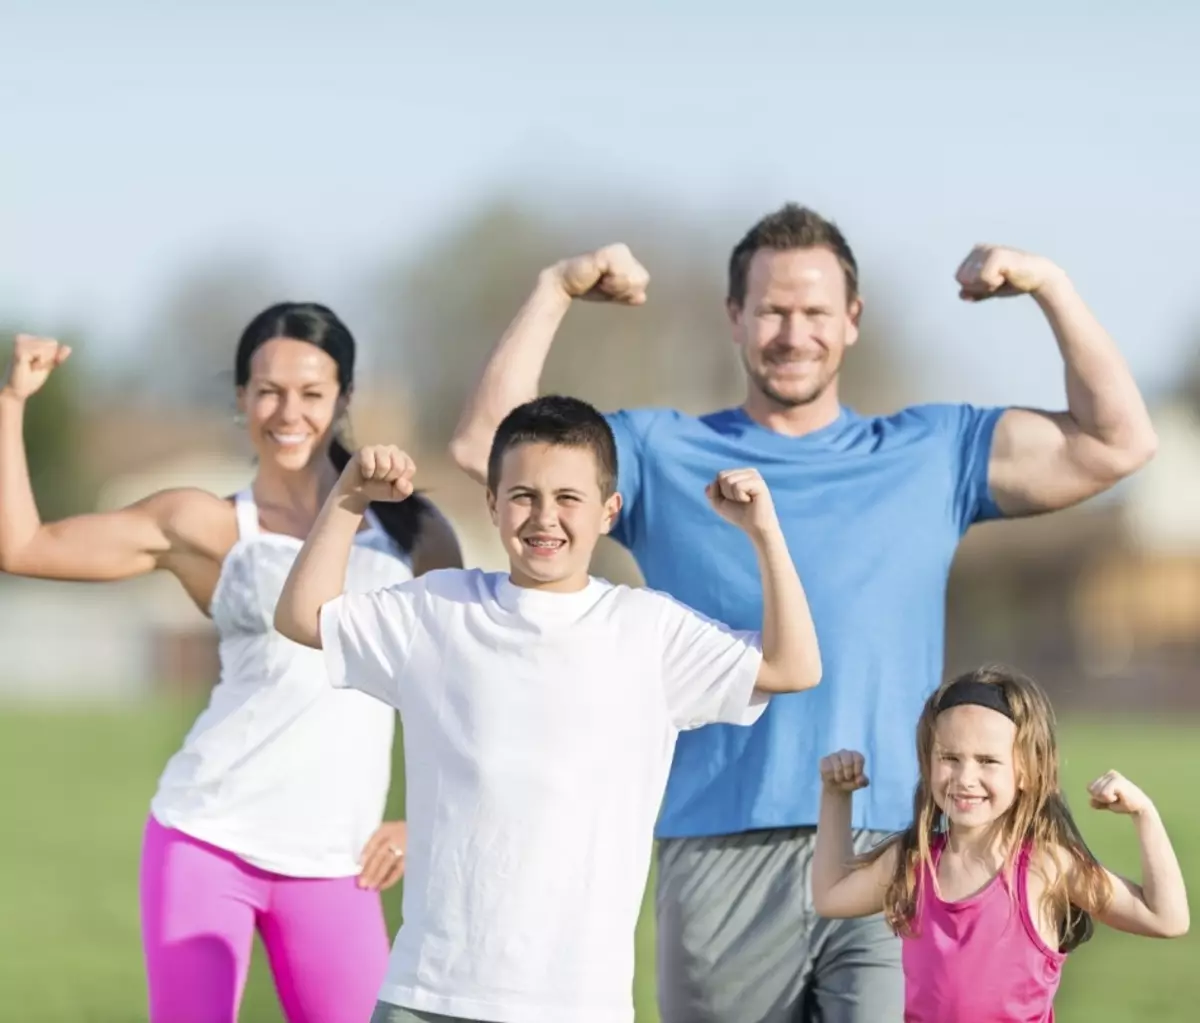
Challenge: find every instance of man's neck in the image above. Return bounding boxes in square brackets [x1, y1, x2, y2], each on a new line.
[740, 388, 843, 438]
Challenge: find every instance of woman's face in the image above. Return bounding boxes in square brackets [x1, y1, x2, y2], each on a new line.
[237, 337, 347, 472]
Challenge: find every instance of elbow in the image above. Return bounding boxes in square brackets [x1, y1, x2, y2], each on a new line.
[273, 603, 307, 646]
[759, 656, 822, 695]
[272, 605, 295, 643]
[0, 543, 28, 576]
[811, 887, 841, 919]
[786, 650, 824, 693]
[448, 435, 488, 485]
[1105, 424, 1159, 482]
[1157, 912, 1190, 939]
[803, 656, 823, 692]
[811, 888, 830, 917]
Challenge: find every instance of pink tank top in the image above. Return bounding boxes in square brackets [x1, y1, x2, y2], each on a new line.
[902, 834, 1067, 1023]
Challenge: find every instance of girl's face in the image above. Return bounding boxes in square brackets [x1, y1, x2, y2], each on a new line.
[930, 704, 1019, 832]
[236, 338, 347, 472]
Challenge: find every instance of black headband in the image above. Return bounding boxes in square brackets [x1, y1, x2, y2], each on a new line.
[936, 680, 1014, 721]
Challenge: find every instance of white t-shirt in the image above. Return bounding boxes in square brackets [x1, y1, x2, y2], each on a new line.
[319, 567, 766, 1023]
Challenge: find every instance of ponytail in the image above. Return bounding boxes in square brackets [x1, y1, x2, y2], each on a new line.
[329, 438, 427, 555]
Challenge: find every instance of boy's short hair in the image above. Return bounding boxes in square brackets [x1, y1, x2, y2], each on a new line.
[486, 395, 618, 498]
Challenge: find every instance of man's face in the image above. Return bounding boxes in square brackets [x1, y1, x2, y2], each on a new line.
[728, 246, 862, 409]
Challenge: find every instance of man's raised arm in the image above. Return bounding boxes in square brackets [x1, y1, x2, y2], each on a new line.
[448, 245, 649, 486]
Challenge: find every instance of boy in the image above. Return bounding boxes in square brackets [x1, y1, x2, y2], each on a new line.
[274, 396, 822, 1023]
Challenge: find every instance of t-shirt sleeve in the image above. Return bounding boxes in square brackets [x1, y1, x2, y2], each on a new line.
[952, 403, 1007, 529]
[318, 579, 425, 708]
[925, 403, 1007, 531]
[652, 591, 767, 730]
[603, 408, 660, 549]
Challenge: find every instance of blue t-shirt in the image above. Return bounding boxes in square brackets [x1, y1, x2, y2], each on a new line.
[604, 403, 1006, 837]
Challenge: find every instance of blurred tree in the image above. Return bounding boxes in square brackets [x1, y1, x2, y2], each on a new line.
[135, 255, 285, 409]
[0, 324, 96, 520]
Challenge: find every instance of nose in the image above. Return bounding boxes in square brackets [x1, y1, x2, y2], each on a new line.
[277, 391, 304, 423]
[954, 763, 979, 788]
[530, 497, 558, 530]
[781, 313, 809, 348]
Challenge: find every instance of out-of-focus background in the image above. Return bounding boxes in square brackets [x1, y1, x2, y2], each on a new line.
[2, 3, 1197, 1021]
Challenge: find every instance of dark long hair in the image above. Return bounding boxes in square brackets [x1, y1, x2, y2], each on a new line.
[234, 301, 427, 554]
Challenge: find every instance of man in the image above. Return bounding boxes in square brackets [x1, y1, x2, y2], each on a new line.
[448, 203, 1157, 1022]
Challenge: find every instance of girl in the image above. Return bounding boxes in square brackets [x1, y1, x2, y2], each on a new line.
[812, 665, 1189, 1023]
[0, 304, 463, 1023]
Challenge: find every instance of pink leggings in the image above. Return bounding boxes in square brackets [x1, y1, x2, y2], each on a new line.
[139, 815, 391, 1023]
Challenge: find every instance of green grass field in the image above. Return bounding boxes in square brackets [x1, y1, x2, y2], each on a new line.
[0, 700, 1194, 1022]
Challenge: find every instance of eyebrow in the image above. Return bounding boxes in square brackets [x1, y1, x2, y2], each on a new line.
[253, 380, 334, 389]
[505, 485, 588, 496]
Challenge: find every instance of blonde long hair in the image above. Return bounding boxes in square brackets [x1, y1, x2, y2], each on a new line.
[857, 666, 1112, 950]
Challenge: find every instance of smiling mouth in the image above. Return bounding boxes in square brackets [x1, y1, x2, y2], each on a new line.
[950, 794, 988, 810]
[767, 359, 820, 372]
[268, 432, 309, 447]
[522, 537, 565, 555]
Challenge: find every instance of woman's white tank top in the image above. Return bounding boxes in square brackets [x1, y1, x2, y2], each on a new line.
[149, 489, 415, 877]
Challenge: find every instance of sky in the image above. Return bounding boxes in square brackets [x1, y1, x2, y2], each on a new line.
[2, 1, 1198, 411]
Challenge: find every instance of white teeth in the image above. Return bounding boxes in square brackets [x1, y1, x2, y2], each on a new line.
[525, 539, 564, 548]
[271, 434, 307, 446]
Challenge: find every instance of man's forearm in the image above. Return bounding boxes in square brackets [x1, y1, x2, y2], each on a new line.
[752, 527, 821, 693]
[1036, 273, 1157, 469]
[275, 492, 367, 648]
[448, 270, 572, 485]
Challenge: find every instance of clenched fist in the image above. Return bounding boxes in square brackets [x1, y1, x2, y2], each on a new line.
[705, 468, 780, 537]
[1088, 770, 1152, 816]
[954, 245, 1065, 302]
[549, 244, 649, 305]
[820, 749, 869, 793]
[337, 445, 417, 505]
[2, 335, 72, 401]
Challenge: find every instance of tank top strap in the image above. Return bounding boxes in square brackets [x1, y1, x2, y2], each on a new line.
[233, 489, 260, 540]
[1014, 839, 1036, 907]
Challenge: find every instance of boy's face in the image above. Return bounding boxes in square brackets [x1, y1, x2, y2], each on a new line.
[487, 441, 622, 592]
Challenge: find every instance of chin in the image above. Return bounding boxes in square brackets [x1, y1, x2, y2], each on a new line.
[512, 555, 585, 589]
[760, 376, 831, 409]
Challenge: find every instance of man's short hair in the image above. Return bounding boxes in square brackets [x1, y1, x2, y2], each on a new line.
[727, 203, 859, 308]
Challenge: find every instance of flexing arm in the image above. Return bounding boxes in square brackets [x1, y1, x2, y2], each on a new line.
[275, 446, 416, 649]
[955, 247, 1157, 517]
[0, 335, 185, 580]
[708, 469, 821, 694]
[1076, 771, 1189, 939]
[812, 750, 895, 917]
[448, 246, 649, 485]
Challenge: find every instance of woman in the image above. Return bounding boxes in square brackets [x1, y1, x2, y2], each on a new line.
[0, 303, 463, 1023]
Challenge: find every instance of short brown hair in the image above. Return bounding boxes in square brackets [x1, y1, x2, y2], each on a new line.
[486, 395, 618, 498]
[727, 203, 859, 308]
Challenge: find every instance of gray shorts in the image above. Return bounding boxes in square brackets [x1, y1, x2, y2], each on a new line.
[655, 826, 904, 1023]
[368, 1005, 476, 1023]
